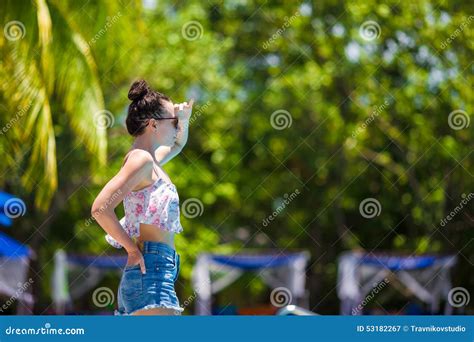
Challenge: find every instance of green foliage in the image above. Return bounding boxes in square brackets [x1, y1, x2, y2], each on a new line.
[0, 0, 472, 314]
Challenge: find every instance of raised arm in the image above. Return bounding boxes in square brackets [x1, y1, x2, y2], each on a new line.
[156, 118, 190, 165]
[156, 99, 194, 166]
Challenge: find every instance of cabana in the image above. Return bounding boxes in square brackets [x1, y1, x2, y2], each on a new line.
[192, 251, 310, 315]
[0, 191, 33, 314]
[0, 231, 34, 314]
[337, 251, 458, 315]
[52, 250, 126, 314]
[0, 191, 15, 227]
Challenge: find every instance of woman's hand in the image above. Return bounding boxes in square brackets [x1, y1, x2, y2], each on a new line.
[126, 246, 146, 274]
[174, 99, 194, 121]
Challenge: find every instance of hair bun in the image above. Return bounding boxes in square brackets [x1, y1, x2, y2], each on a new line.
[128, 79, 149, 101]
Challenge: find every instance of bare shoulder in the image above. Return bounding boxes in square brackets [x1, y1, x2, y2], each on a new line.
[114, 149, 156, 192]
[91, 150, 154, 214]
[122, 149, 154, 171]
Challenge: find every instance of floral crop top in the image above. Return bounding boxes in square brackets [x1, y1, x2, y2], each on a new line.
[105, 161, 183, 248]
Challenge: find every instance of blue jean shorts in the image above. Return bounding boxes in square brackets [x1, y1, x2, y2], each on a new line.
[115, 241, 183, 315]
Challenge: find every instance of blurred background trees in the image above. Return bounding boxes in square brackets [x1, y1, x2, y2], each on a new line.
[0, 0, 472, 314]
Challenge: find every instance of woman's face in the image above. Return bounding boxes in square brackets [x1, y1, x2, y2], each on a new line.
[151, 100, 178, 145]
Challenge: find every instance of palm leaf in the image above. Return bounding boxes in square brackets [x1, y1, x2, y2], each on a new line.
[0, 0, 108, 211]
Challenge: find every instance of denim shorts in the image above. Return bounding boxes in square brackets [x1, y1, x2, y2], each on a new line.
[115, 241, 183, 315]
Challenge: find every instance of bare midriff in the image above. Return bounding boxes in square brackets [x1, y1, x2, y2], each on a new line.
[136, 223, 175, 250]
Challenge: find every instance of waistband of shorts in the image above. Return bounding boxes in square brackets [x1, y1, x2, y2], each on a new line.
[139, 240, 177, 258]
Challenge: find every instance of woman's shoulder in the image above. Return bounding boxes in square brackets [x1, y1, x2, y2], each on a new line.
[122, 149, 154, 168]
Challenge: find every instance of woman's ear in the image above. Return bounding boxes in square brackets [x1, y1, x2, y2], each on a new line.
[149, 118, 157, 130]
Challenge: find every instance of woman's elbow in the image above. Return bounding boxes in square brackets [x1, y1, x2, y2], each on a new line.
[91, 200, 107, 219]
[91, 198, 99, 215]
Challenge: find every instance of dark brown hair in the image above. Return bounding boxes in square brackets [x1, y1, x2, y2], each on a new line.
[126, 80, 171, 136]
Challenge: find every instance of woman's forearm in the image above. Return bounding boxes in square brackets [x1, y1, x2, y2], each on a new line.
[91, 209, 137, 251]
[175, 118, 189, 148]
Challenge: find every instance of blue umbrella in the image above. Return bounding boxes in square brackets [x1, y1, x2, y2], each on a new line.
[0, 230, 31, 258]
[0, 191, 16, 227]
[0, 191, 26, 227]
[0, 191, 31, 258]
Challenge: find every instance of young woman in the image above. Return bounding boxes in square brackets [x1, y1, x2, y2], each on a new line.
[91, 79, 193, 315]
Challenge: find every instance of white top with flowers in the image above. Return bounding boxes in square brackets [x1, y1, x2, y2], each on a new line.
[105, 178, 183, 248]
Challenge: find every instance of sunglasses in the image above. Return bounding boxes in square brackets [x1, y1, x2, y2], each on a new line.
[150, 117, 179, 129]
